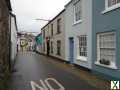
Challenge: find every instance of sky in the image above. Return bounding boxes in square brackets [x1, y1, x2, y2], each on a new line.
[10, 0, 71, 35]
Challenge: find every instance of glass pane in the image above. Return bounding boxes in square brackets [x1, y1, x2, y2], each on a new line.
[74, 0, 81, 21]
[108, 0, 120, 7]
[79, 35, 87, 57]
[98, 32, 116, 63]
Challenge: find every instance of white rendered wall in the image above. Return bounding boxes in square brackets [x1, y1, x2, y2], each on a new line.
[11, 16, 17, 62]
[65, 0, 92, 69]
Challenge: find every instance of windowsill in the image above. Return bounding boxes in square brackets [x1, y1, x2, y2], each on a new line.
[95, 61, 118, 70]
[102, 4, 120, 14]
[77, 56, 87, 62]
[73, 20, 82, 25]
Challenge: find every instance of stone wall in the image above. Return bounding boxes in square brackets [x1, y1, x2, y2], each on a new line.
[0, 0, 11, 89]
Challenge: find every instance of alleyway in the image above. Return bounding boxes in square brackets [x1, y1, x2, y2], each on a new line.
[8, 52, 98, 90]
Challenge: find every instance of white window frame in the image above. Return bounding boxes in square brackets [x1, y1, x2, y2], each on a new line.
[57, 18, 61, 34]
[51, 24, 53, 36]
[95, 32, 117, 69]
[102, 0, 120, 13]
[73, 0, 82, 25]
[51, 41, 53, 54]
[77, 35, 87, 62]
[56, 40, 61, 56]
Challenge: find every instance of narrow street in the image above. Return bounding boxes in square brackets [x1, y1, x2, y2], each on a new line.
[8, 52, 97, 90]
[1, 0, 120, 90]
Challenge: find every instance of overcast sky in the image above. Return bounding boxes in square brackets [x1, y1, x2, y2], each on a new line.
[10, 0, 70, 35]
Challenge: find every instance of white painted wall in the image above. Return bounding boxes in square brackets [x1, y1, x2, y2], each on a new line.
[11, 14, 17, 62]
[49, 11, 66, 60]
[65, 0, 92, 69]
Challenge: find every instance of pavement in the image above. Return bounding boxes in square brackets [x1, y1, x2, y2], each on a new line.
[8, 52, 109, 90]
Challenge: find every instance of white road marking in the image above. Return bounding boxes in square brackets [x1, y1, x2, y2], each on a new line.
[30, 78, 65, 90]
[30, 81, 47, 90]
[45, 78, 65, 90]
[40, 80, 48, 90]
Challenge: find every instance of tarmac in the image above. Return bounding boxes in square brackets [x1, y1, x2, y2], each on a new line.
[8, 52, 109, 90]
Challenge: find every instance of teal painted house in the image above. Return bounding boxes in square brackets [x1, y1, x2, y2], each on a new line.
[36, 33, 43, 45]
[35, 33, 43, 53]
[92, 0, 120, 80]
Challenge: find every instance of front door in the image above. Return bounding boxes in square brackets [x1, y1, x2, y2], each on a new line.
[47, 41, 50, 56]
[69, 37, 74, 64]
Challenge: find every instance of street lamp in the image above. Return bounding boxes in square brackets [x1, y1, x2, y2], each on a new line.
[35, 18, 50, 22]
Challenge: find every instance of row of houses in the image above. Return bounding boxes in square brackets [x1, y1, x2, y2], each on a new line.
[36, 0, 120, 80]
[0, 0, 18, 89]
[17, 33, 36, 52]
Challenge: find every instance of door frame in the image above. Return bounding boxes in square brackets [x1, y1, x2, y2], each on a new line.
[69, 37, 74, 64]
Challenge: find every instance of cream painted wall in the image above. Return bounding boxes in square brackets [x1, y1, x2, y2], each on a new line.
[42, 10, 66, 60]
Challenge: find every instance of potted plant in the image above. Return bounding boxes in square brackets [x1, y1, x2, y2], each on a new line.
[99, 59, 110, 65]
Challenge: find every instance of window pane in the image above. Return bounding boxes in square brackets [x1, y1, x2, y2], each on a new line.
[57, 19, 61, 34]
[74, 0, 81, 22]
[108, 0, 120, 7]
[51, 42, 53, 53]
[79, 35, 87, 57]
[97, 32, 116, 64]
[57, 40, 61, 55]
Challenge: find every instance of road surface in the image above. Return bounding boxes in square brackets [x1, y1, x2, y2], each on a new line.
[8, 52, 97, 90]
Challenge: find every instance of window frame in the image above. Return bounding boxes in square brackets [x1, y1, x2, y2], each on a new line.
[51, 41, 53, 53]
[57, 18, 61, 34]
[73, 0, 82, 24]
[51, 24, 53, 36]
[102, 0, 120, 13]
[56, 40, 61, 56]
[77, 35, 87, 61]
[95, 31, 117, 69]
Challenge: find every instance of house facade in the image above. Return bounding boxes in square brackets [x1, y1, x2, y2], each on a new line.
[10, 13, 18, 65]
[35, 33, 43, 53]
[41, 10, 66, 60]
[92, 0, 120, 79]
[27, 34, 36, 51]
[17, 33, 35, 52]
[65, 0, 92, 69]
